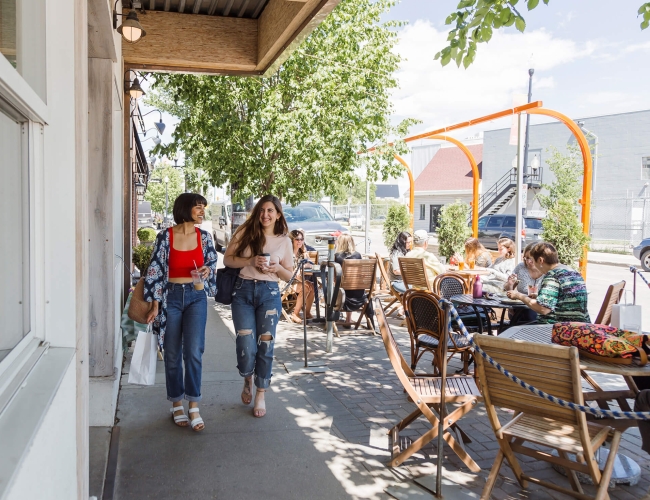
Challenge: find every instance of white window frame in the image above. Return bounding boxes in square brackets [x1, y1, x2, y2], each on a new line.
[419, 204, 425, 220]
[642, 156, 650, 181]
[0, 50, 46, 387]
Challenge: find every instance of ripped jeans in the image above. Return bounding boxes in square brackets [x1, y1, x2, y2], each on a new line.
[231, 277, 281, 389]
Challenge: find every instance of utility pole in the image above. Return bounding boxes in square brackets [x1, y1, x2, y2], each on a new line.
[522, 68, 534, 193]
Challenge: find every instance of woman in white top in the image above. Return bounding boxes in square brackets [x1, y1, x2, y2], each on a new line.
[481, 238, 516, 294]
[224, 195, 294, 418]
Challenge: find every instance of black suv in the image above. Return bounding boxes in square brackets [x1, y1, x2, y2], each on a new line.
[477, 215, 543, 249]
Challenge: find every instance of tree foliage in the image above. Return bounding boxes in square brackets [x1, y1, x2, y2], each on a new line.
[328, 174, 377, 205]
[383, 204, 411, 249]
[537, 146, 589, 267]
[144, 162, 184, 214]
[147, 0, 417, 206]
[436, 1, 650, 68]
[437, 200, 472, 259]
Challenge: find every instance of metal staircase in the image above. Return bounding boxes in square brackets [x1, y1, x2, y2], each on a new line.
[474, 167, 544, 219]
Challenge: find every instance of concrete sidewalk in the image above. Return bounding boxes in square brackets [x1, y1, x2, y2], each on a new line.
[111, 302, 650, 500]
[113, 302, 397, 500]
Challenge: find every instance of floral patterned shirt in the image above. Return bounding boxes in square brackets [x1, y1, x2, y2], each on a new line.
[143, 228, 218, 343]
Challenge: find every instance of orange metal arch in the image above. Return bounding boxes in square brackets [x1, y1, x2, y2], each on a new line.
[394, 154, 415, 233]
[425, 135, 480, 238]
[527, 108, 593, 277]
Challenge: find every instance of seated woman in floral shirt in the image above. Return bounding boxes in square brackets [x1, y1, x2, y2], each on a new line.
[506, 242, 590, 324]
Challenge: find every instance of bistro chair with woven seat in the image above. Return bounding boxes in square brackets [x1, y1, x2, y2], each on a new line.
[374, 253, 403, 317]
[473, 334, 621, 500]
[374, 298, 482, 472]
[402, 289, 472, 375]
[432, 272, 491, 333]
[398, 257, 432, 291]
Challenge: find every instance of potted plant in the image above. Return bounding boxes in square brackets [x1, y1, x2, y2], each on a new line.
[437, 200, 471, 261]
[137, 227, 157, 247]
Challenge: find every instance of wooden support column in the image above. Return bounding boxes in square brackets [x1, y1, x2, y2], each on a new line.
[88, 58, 116, 377]
[123, 72, 133, 299]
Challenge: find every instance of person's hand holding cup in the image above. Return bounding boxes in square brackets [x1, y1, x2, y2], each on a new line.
[190, 269, 204, 291]
[254, 253, 271, 273]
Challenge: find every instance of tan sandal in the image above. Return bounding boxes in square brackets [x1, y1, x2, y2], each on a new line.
[241, 377, 252, 405]
[253, 389, 266, 418]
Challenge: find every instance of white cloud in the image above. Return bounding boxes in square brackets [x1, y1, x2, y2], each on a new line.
[391, 20, 595, 132]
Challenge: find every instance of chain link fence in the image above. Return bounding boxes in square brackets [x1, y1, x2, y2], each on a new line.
[590, 197, 650, 252]
[330, 204, 394, 223]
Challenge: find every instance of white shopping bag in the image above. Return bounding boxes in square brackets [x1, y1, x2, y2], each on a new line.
[128, 325, 158, 386]
[611, 304, 643, 333]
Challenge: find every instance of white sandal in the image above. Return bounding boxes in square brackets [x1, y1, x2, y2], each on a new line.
[170, 405, 189, 427]
[188, 407, 204, 431]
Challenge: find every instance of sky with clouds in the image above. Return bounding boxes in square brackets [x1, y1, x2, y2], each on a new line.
[385, 0, 650, 137]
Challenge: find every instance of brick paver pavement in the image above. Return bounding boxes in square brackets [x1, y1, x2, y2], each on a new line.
[267, 312, 650, 500]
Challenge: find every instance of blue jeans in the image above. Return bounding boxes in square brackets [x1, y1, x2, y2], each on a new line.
[163, 283, 207, 402]
[231, 278, 281, 389]
[391, 280, 407, 294]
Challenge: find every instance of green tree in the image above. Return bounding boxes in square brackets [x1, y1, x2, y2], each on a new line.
[145, 162, 184, 214]
[328, 174, 377, 205]
[537, 146, 590, 267]
[146, 0, 416, 206]
[436, 1, 650, 68]
[437, 201, 471, 259]
[383, 204, 411, 249]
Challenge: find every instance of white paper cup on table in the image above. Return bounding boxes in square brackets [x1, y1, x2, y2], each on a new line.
[190, 270, 204, 291]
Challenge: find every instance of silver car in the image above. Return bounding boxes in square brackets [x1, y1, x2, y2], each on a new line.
[283, 202, 349, 259]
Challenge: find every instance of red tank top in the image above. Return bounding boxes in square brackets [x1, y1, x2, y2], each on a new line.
[168, 227, 204, 278]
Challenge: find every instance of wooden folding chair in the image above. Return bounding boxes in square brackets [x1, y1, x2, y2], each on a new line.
[375, 253, 403, 317]
[594, 280, 625, 325]
[398, 257, 432, 291]
[473, 334, 621, 500]
[307, 250, 319, 265]
[402, 289, 473, 374]
[280, 284, 298, 322]
[374, 298, 482, 472]
[337, 258, 377, 332]
[582, 280, 630, 411]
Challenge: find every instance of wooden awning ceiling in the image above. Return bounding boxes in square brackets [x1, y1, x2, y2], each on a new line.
[122, 0, 340, 75]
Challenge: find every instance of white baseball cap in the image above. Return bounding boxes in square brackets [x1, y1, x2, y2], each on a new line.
[413, 230, 431, 244]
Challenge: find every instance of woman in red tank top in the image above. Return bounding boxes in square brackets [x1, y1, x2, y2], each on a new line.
[143, 193, 218, 432]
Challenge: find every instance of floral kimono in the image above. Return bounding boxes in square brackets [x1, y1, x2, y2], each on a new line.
[143, 228, 218, 346]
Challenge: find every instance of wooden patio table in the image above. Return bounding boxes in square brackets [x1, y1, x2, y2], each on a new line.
[500, 324, 650, 430]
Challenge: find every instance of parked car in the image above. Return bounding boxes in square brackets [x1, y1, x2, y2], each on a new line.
[137, 201, 154, 229]
[210, 200, 348, 257]
[348, 212, 365, 229]
[210, 200, 245, 251]
[283, 202, 349, 258]
[477, 214, 543, 249]
[633, 238, 650, 271]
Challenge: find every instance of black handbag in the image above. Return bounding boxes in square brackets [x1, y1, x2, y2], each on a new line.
[215, 266, 240, 305]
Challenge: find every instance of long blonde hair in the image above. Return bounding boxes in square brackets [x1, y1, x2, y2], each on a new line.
[335, 233, 356, 255]
[497, 238, 516, 259]
[464, 237, 488, 262]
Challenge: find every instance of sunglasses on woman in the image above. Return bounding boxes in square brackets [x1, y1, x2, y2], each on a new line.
[294, 238, 304, 242]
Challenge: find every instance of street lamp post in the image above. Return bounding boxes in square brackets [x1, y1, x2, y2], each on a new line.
[522, 68, 535, 178]
[164, 176, 170, 227]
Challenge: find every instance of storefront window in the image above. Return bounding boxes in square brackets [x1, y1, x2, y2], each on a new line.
[0, 101, 30, 363]
[0, 0, 17, 67]
[0, 0, 46, 101]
